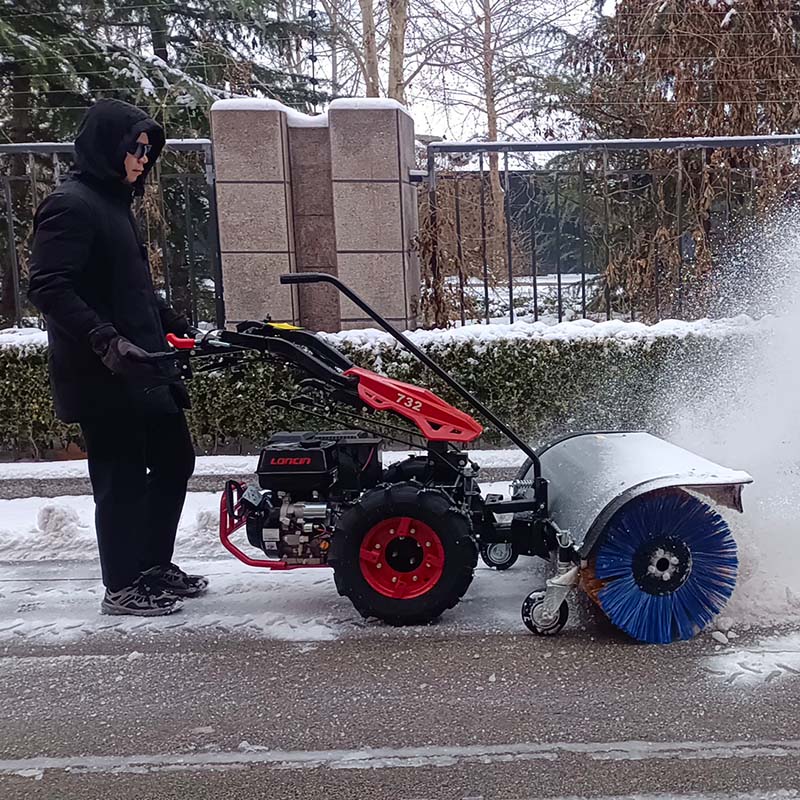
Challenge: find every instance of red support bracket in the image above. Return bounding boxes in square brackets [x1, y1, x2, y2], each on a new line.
[218, 484, 330, 571]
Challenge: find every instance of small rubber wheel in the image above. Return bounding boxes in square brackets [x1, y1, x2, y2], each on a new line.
[521, 591, 569, 636]
[480, 542, 518, 570]
[330, 482, 478, 625]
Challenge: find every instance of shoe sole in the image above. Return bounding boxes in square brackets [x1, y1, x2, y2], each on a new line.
[100, 600, 184, 617]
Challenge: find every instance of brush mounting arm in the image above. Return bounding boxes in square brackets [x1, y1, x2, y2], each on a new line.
[280, 272, 541, 476]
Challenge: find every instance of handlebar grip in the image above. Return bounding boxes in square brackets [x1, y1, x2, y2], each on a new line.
[280, 272, 330, 285]
[166, 333, 196, 350]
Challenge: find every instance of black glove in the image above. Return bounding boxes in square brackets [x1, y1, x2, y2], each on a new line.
[159, 305, 190, 336]
[88, 324, 165, 384]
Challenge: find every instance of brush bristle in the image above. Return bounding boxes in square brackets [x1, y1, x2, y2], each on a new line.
[592, 490, 738, 644]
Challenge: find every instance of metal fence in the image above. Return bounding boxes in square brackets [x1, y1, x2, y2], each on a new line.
[0, 139, 223, 329]
[425, 134, 800, 326]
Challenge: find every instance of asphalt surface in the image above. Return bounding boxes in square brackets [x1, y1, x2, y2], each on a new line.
[2, 616, 799, 799]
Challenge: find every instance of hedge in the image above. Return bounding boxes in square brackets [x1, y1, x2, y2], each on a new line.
[0, 319, 762, 458]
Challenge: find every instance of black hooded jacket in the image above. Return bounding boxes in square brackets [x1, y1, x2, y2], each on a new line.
[28, 99, 189, 422]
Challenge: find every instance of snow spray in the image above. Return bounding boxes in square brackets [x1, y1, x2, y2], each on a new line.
[665, 212, 800, 624]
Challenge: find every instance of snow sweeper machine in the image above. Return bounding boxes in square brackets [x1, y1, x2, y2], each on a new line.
[163, 273, 752, 645]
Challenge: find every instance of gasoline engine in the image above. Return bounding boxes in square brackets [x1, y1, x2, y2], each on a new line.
[238, 431, 383, 565]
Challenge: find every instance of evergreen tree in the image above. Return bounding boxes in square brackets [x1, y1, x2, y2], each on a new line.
[1, 0, 321, 141]
[0, 0, 323, 325]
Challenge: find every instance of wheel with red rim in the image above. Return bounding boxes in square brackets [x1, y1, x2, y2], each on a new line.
[360, 517, 445, 600]
[330, 482, 478, 625]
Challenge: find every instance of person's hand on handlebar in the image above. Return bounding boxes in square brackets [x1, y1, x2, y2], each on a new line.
[89, 324, 178, 384]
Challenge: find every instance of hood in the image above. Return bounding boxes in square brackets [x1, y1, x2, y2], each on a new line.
[73, 99, 165, 197]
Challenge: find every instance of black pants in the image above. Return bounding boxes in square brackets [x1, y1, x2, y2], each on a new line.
[80, 412, 196, 591]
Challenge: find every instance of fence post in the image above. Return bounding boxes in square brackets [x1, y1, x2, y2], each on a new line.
[479, 152, 490, 324]
[2, 177, 22, 327]
[676, 149, 684, 316]
[602, 149, 611, 320]
[202, 142, 225, 329]
[578, 155, 586, 318]
[503, 151, 514, 323]
[554, 170, 562, 323]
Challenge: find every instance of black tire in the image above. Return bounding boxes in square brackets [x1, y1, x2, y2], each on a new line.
[479, 542, 518, 570]
[521, 591, 569, 636]
[330, 482, 478, 625]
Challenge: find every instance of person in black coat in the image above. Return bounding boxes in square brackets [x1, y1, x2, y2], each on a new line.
[28, 99, 207, 616]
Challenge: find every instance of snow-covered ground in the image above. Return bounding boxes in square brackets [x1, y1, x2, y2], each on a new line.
[0, 554, 549, 645]
[0, 479, 562, 645]
[0, 479, 797, 654]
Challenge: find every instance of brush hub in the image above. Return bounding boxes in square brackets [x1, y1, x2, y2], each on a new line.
[633, 536, 692, 595]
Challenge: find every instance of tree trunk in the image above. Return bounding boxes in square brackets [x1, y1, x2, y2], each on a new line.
[480, 0, 505, 271]
[387, 0, 408, 103]
[148, 5, 170, 64]
[330, 3, 339, 94]
[358, 0, 381, 96]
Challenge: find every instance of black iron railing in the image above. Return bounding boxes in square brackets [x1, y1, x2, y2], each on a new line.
[0, 139, 223, 329]
[425, 134, 800, 325]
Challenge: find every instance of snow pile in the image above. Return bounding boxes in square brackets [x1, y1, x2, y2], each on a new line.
[667, 210, 800, 626]
[0, 494, 226, 563]
[0, 316, 763, 358]
[210, 96, 407, 128]
[0, 501, 95, 561]
[0, 327, 48, 351]
[324, 314, 764, 355]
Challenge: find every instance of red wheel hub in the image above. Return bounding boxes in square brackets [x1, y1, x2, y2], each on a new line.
[359, 517, 445, 599]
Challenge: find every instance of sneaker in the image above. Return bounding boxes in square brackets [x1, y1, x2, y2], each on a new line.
[143, 563, 209, 598]
[101, 576, 183, 617]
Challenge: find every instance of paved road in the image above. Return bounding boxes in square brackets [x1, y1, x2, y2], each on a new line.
[2, 599, 799, 800]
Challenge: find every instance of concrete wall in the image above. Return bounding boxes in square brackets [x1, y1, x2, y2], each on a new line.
[210, 99, 419, 332]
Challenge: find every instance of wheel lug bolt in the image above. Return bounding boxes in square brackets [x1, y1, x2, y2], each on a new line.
[376, 563, 382, 569]
[390, 529, 395, 534]
[410, 528, 416, 534]
[375, 543, 381, 549]
[425, 541, 431, 547]
[392, 576, 398, 583]
[412, 576, 418, 582]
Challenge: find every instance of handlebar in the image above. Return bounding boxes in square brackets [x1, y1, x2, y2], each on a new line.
[280, 273, 320, 285]
[166, 333, 196, 350]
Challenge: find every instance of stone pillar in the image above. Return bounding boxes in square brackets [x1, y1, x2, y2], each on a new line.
[210, 101, 297, 325]
[287, 124, 341, 332]
[328, 100, 419, 330]
[210, 98, 419, 332]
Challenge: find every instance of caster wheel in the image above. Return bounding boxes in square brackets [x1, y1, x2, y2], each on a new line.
[521, 591, 568, 636]
[480, 542, 518, 570]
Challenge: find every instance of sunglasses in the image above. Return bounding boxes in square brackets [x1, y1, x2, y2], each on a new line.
[128, 142, 152, 160]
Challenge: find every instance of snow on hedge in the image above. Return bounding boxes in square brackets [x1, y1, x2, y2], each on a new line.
[324, 314, 766, 353]
[0, 314, 765, 355]
[0, 327, 48, 351]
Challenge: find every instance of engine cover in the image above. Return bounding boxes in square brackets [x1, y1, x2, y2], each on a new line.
[257, 440, 338, 492]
